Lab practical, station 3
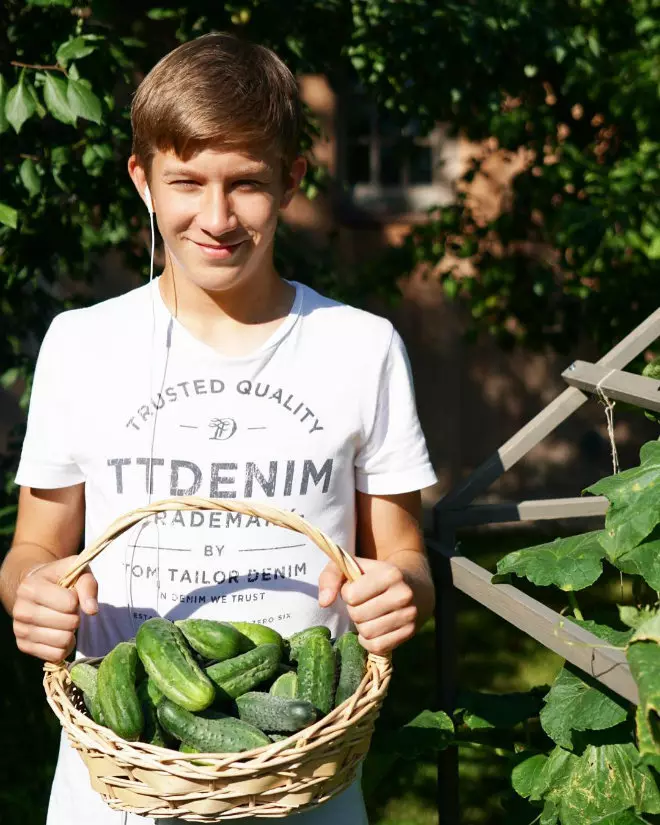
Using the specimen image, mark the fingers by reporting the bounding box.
[12,602,80,632]
[318,561,346,608]
[14,633,75,664]
[358,623,416,657]
[74,571,99,615]
[344,578,414,624]
[355,606,417,644]
[18,576,78,614]
[13,622,76,651]
[341,561,408,610]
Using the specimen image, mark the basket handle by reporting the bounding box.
[58,495,365,590]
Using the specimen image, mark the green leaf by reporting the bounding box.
[19,158,41,197]
[56,37,98,66]
[628,629,660,765]
[619,606,658,631]
[591,812,652,824]
[587,442,660,558]
[0,203,18,229]
[390,709,454,758]
[67,78,102,124]
[495,530,606,591]
[511,753,548,799]
[457,689,544,729]
[27,0,72,5]
[614,538,660,592]
[5,73,36,134]
[648,235,660,260]
[570,618,634,648]
[43,74,75,125]
[538,743,660,825]
[539,665,629,749]
[0,75,9,134]
[146,7,179,19]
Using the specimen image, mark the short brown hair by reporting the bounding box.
[131,33,303,176]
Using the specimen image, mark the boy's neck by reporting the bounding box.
[157,266,296,356]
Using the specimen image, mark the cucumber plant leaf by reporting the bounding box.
[570,618,634,648]
[456,688,545,730]
[525,743,660,825]
[495,530,606,591]
[587,442,660,558]
[612,537,660,592]
[627,618,660,766]
[539,665,629,749]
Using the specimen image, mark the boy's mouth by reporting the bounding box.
[191,239,246,259]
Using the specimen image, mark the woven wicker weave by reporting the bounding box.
[43,496,392,821]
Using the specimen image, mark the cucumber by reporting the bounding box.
[97,642,143,741]
[146,676,164,706]
[287,626,331,662]
[69,661,104,725]
[269,670,298,699]
[174,619,243,662]
[297,635,336,716]
[235,692,317,733]
[137,679,169,747]
[269,733,290,742]
[227,622,286,655]
[157,698,270,752]
[205,643,281,701]
[334,632,368,707]
[136,618,215,712]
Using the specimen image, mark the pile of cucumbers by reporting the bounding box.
[68,618,367,755]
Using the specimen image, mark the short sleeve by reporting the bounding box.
[355,326,437,495]
[14,313,85,488]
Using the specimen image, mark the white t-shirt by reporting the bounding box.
[15,277,437,825]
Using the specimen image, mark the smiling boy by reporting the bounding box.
[0,33,437,825]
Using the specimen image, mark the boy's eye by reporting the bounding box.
[172,180,199,189]
[234,180,264,190]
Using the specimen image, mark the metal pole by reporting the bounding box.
[430,522,460,825]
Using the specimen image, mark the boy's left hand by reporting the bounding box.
[317,558,417,655]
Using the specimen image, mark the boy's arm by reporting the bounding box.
[0,485,98,662]
[318,490,435,655]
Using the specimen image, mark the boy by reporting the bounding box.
[0,33,437,825]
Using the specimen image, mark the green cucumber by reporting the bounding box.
[297,635,336,716]
[137,679,169,747]
[334,632,368,707]
[287,626,331,662]
[235,692,317,733]
[157,698,270,752]
[135,618,215,712]
[97,642,143,741]
[174,619,243,662]
[227,622,286,655]
[269,670,298,699]
[146,676,164,706]
[269,733,290,742]
[69,661,104,725]
[205,643,281,701]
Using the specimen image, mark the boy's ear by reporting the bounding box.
[127,154,152,212]
[280,156,307,210]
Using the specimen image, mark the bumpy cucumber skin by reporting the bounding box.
[235,692,317,732]
[157,698,270,752]
[334,632,368,707]
[136,618,215,712]
[70,662,104,725]
[269,670,298,699]
[287,626,331,662]
[227,622,286,655]
[174,619,243,662]
[297,635,336,716]
[137,679,169,747]
[205,643,281,701]
[97,642,144,741]
[146,676,164,706]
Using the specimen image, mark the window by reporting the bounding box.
[337,86,458,220]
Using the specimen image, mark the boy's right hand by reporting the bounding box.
[12,556,98,663]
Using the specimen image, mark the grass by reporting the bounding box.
[0,525,628,824]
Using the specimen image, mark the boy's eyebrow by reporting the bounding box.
[162,163,274,179]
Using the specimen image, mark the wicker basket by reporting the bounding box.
[43,496,392,821]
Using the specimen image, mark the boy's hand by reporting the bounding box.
[12,556,98,663]
[318,558,417,655]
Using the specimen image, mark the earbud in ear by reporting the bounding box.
[144,185,153,215]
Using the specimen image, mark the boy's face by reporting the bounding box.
[128,146,305,293]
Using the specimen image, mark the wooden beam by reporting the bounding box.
[563,361,660,412]
[438,496,609,526]
[427,541,639,705]
[436,307,660,512]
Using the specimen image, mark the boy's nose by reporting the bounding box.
[198,190,239,237]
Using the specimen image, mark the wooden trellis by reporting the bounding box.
[428,307,660,824]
